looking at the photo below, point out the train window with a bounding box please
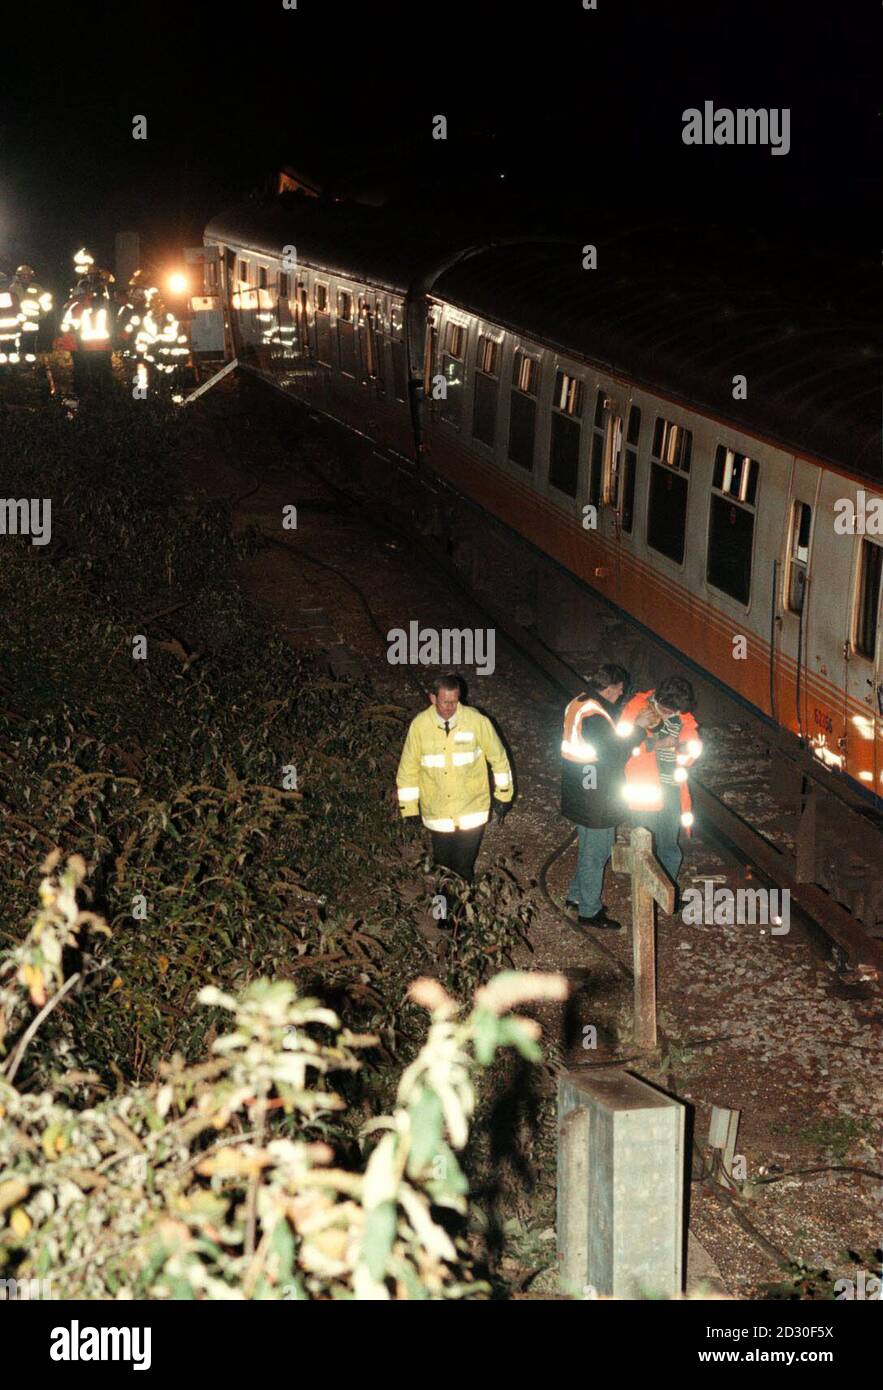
[652,416,692,473]
[549,369,583,497]
[338,290,353,322]
[786,501,812,613]
[258,267,268,290]
[554,370,583,418]
[514,352,537,395]
[621,405,641,534]
[705,455,758,607]
[447,322,465,358]
[472,335,500,448]
[279,272,290,298]
[646,416,692,564]
[206,260,219,290]
[508,350,538,471]
[476,336,497,375]
[315,283,328,312]
[853,539,883,659]
[713,446,758,504]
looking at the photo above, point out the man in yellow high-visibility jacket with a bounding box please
[396,673,513,881]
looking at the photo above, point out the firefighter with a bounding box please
[616,675,702,891]
[10,266,53,362]
[117,271,151,392]
[560,662,630,929]
[59,265,114,396]
[122,273,186,394]
[396,673,513,884]
[0,270,22,366]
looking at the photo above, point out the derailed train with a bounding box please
[198,194,883,808]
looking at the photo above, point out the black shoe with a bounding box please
[578,910,622,931]
[565,898,579,912]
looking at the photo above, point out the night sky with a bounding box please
[0,1,880,302]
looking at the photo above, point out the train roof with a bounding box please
[434,243,882,480]
[204,195,426,296]
[206,200,882,480]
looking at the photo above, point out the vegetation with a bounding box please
[0,854,564,1298]
[0,395,551,1297]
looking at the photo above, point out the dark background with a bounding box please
[0,0,880,301]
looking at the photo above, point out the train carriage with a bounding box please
[200,197,883,807]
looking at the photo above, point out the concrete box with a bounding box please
[557,1068,685,1299]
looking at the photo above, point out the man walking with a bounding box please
[396,674,513,882]
[560,663,630,930]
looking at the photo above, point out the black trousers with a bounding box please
[72,351,112,396]
[430,825,485,882]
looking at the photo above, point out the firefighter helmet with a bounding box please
[15,265,36,280]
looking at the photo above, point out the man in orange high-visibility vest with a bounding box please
[560,662,630,929]
[616,675,701,894]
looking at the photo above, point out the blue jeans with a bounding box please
[567,825,616,917]
[638,784,683,886]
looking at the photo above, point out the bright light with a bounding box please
[167,272,188,296]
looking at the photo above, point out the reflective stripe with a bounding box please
[451,750,477,766]
[561,737,597,761]
[686,739,702,759]
[420,753,446,768]
[615,720,634,738]
[673,766,688,784]
[423,809,489,832]
[622,781,663,809]
[681,811,694,828]
[493,771,510,788]
[453,731,474,743]
[397,786,419,802]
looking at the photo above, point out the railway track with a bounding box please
[227,370,883,985]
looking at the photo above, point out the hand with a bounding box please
[634,708,655,730]
[493,799,511,822]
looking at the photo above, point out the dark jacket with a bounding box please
[560,689,630,829]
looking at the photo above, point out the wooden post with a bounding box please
[612,827,675,1050]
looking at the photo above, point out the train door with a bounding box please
[796,467,847,768]
[589,385,624,586]
[294,278,306,353]
[845,532,883,796]
[775,462,819,737]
